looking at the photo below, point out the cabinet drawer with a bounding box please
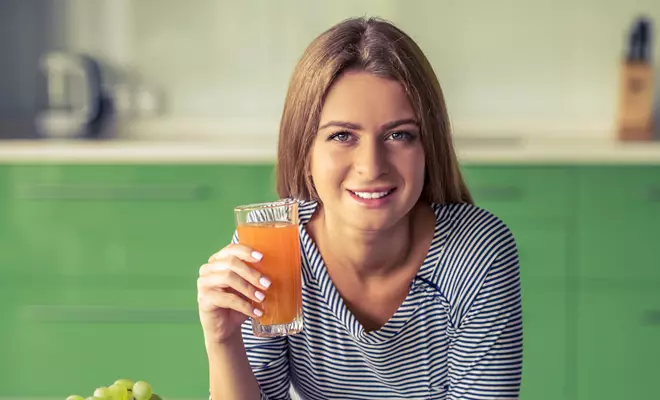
[519,283,571,400]
[4,164,276,279]
[577,166,660,281]
[3,280,203,396]
[12,320,208,397]
[575,287,660,400]
[461,166,571,219]
[578,166,660,205]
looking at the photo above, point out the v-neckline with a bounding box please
[297,200,453,344]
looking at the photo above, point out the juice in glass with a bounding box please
[234,199,303,337]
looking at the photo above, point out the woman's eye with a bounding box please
[329,131,353,142]
[388,131,414,141]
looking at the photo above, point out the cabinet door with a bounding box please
[2,164,276,397]
[577,166,660,282]
[462,166,572,282]
[576,287,660,400]
[11,284,205,397]
[519,283,571,400]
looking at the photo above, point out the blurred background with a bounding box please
[0,1,659,400]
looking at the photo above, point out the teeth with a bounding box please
[352,190,390,199]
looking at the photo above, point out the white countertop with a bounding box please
[1,135,660,164]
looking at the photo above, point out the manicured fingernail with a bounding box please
[251,251,263,261]
[255,291,265,301]
[259,277,271,288]
[254,308,263,317]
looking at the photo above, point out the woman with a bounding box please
[197,17,522,400]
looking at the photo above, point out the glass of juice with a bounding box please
[234,199,303,337]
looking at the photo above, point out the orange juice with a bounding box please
[237,221,302,325]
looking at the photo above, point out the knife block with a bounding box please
[617,62,655,141]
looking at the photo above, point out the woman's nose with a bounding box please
[353,140,390,180]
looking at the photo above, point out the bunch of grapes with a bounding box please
[65,379,161,400]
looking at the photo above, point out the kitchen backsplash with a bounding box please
[6,0,660,139]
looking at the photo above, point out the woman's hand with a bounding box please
[197,243,271,343]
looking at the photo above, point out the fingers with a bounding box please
[197,267,266,304]
[197,243,271,320]
[208,243,263,264]
[198,289,263,318]
[201,248,271,292]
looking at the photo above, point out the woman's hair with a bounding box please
[276,17,473,205]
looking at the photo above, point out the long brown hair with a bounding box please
[276,17,473,205]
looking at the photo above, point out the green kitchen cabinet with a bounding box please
[4,161,659,399]
[575,287,660,400]
[576,166,660,282]
[574,165,660,400]
[0,164,277,397]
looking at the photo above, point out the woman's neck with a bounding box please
[310,202,429,282]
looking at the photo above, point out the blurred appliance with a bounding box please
[35,52,112,139]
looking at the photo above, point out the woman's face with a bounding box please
[310,70,426,232]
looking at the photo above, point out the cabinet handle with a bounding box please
[21,305,199,324]
[646,187,660,202]
[642,310,660,326]
[17,184,212,201]
[472,186,524,201]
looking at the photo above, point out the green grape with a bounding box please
[131,381,152,400]
[108,384,128,400]
[113,379,135,391]
[66,395,85,400]
[93,388,113,400]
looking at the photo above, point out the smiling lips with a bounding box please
[347,187,397,207]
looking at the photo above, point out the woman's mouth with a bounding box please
[347,188,396,207]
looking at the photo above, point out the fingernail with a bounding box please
[254,308,263,317]
[255,291,265,301]
[251,251,263,261]
[259,277,271,288]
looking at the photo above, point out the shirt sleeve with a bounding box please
[447,226,523,399]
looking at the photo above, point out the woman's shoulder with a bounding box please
[433,202,516,255]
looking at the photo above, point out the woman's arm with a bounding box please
[207,333,263,400]
[447,225,523,399]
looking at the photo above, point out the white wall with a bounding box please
[395,0,660,136]
[64,0,660,139]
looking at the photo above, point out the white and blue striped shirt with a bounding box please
[239,200,522,400]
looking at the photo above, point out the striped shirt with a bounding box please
[237,200,522,400]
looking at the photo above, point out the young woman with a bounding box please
[197,17,522,400]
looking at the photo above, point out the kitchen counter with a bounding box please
[2,135,660,164]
